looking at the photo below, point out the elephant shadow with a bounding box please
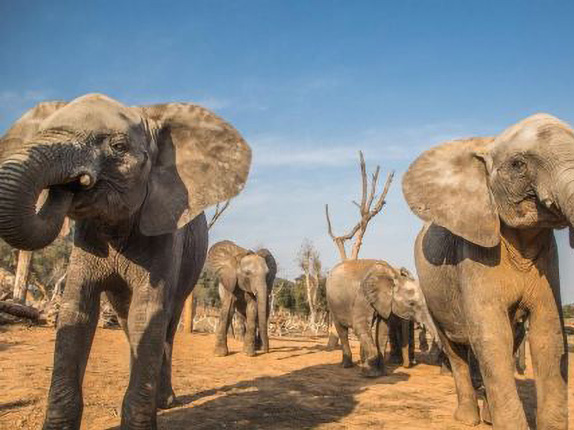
[107,363,409,430]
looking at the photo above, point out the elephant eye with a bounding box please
[510,158,526,172]
[109,138,129,154]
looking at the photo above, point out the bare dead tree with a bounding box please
[298,240,322,331]
[325,151,394,261]
[207,200,231,231]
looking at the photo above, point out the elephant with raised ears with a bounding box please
[403,114,570,429]
[0,94,251,430]
[326,259,437,377]
[207,240,277,357]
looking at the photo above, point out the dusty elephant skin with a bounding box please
[207,240,277,357]
[0,94,252,429]
[403,114,570,429]
[326,259,437,378]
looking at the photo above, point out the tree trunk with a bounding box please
[183,294,196,333]
[0,300,40,320]
[13,250,32,304]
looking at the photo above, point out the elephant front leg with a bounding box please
[375,317,389,373]
[214,290,236,357]
[467,305,528,429]
[43,274,101,430]
[528,296,567,429]
[400,319,412,368]
[121,286,168,430]
[353,314,383,378]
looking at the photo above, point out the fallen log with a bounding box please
[0,301,40,321]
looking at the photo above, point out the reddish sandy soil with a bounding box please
[0,325,572,429]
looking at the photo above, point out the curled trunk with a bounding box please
[0,142,86,250]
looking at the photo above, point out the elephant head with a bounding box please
[361,263,439,340]
[402,113,574,247]
[208,240,277,353]
[0,93,251,250]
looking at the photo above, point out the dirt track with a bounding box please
[0,326,572,429]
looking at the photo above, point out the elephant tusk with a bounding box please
[79,173,94,188]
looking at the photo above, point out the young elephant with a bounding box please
[0,94,251,429]
[326,259,436,377]
[403,114,570,429]
[208,240,276,357]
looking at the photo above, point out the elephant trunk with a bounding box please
[256,280,269,353]
[0,140,91,250]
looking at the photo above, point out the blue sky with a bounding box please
[1,1,573,303]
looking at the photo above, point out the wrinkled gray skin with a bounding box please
[326,259,437,377]
[208,241,276,357]
[0,94,251,430]
[403,114,570,429]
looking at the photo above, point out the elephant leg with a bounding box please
[354,314,383,378]
[214,288,236,357]
[105,286,131,340]
[333,320,353,368]
[121,283,168,430]
[467,306,528,430]
[157,300,185,410]
[43,268,102,430]
[243,294,257,356]
[234,295,247,341]
[528,296,567,429]
[400,318,411,368]
[515,336,526,376]
[388,316,402,364]
[438,332,480,426]
[375,317,389,373]
[419,325,429,353]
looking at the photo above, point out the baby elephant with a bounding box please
[327,259,436,377]
[208,241,276,357]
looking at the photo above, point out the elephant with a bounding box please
[403,113,570,429]
[326,259,437,377]
[207,240,277,357]
[0,93,251,429]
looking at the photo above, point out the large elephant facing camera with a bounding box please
[403,114,569,429]
[208,240,276,357]
[326,259,437,377]
[0,94,251,429]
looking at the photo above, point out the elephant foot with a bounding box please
[480,399,492,424]
[342,355,354,368]
[454,402,480,426]
[361,365,385,378]
[388,354,403,365]
[244,344,256,357]
[214,344,229,357]
[157,391,178,410]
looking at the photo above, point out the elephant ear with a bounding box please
[1,101,68,155]
[256,248,277,288]
[207,240,246,291]
[361,262,397,319]
[402,137,500,248]
[136,103,252,235]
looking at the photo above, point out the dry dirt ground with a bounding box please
[0,326,573,430]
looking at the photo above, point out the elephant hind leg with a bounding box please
[334,320,353,368]
[157,303,184,410]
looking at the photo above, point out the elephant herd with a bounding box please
[0,93,569,430]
